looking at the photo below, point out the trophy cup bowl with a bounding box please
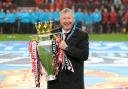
[37,38,56,81]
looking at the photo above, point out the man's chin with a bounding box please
[64,26,72,30]
[64,28,71,31]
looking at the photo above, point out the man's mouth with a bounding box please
[64,23,68,25]
[64,22,70,26]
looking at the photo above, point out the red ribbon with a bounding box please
[58,49,63,64]
[55,38,63,64]
[29,41,42,87]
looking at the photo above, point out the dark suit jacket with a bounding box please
[48,26,89,89]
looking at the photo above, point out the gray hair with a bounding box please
[60,8,74,17]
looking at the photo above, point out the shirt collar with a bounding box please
[62,28,70,34]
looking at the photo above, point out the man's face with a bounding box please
[60,12,74,31]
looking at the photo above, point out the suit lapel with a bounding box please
[65,26,76,42]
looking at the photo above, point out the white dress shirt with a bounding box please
[62,28,70,40]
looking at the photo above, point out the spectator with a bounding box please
[55,1,62,10]
[84,0,89,6]
[38,9,45,23]
[29,8,38,33]
[43,9,51,22]
[102,8,109,33]
[4,9,17,33]
[15,9,22,33]
[52,8,60,29]
[20,9,30,33]
[38,8,51,23]
[62,2,68,9]
[121,10,128,33]
[49,8,55,21]
[1,0,5,3]
[116,4,124,32]
[0,1,3,9]
[35,0,44,6]
[44,0,48,5]
[2,2,13,12]
[84,9,93,33]
[51,0,56,5]
[109,6,118,33]
[103,0,111,12]
[53,8,60,22]
[0,9,6,33]
[34,7,41,19]
[75,8,84,29]
[114,0,122,6]
[92,8,102,33]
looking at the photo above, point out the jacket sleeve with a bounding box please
[65,32,89,61]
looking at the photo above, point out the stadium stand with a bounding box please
[0,0,127,34]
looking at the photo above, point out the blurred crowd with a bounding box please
[0,0,127,34]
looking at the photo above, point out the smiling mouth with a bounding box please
[64,23,68,25]
[64,22,70,26]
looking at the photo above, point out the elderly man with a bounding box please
[48,8,89,89]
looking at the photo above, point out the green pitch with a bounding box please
[0,34,128,41]
[89,34,128,41]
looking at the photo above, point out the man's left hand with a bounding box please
[59,40,68,50]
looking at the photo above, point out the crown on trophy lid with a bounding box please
[33,20,61,41]
[35,20,52,35]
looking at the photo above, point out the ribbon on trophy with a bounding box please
[51,33,70,74]
[57,43,74,72]
[62,53,74,72]
[52,39,60,75]
[29,41,42,87]
[51,33,64,75]
[52,28,75,72]
[61,26,76,72]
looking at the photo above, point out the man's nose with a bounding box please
[65,19,68,23]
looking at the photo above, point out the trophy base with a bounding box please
[47,75,56,81]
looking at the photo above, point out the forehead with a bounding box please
[61,11,74,18]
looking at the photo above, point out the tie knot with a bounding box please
[64,33,67,36]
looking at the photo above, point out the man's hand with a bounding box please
[59,40,68,50]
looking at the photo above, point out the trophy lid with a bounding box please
[35,21,52,35]
[33,20,61,41]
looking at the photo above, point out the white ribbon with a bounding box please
[62,52,74,72]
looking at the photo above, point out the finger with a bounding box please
[61,41,65,44]
[59,43,62,48]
